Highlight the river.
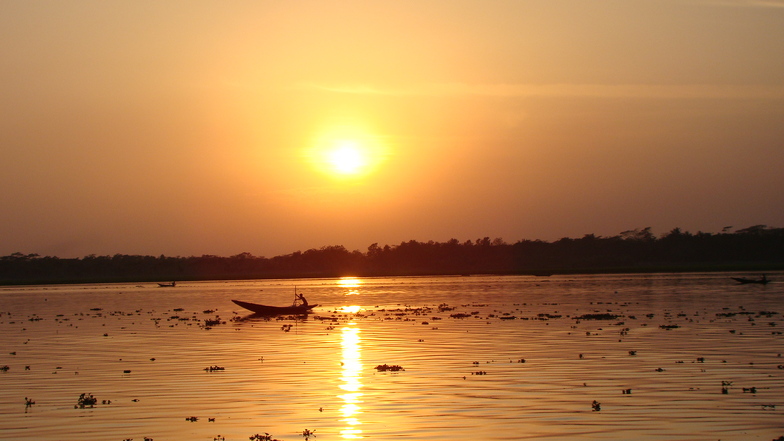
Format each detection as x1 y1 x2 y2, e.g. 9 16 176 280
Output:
1 272 782 440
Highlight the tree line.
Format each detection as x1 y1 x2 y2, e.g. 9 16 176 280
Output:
1 225 782 285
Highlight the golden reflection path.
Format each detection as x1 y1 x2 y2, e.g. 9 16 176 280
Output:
337 277 362 295
339 320 363 439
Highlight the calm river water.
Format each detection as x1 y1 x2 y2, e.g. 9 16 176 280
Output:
1 272 783 440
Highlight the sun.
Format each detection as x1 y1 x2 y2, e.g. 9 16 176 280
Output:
327 141 367 175
307 127 387 179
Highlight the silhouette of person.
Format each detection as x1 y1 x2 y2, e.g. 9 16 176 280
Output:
297 293 308 307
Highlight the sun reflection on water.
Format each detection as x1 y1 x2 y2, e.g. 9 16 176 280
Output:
339 305 362 314
339 324 363 439
337 277 362 295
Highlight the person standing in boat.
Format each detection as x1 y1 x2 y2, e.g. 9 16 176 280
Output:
296 293 308 307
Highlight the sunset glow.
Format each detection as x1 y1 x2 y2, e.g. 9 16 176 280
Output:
1 1 782 258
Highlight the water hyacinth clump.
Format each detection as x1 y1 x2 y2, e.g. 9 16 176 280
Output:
75 393 97 409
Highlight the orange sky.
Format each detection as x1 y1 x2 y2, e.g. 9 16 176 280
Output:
2 1 783 258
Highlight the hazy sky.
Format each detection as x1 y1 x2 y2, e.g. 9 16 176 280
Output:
2 0 783 258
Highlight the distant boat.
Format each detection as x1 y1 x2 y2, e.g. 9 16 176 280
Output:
232 299 316 315
731 276 770 285
157 282 176 287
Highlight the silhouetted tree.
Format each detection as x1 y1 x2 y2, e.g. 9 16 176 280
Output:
1 226 782 284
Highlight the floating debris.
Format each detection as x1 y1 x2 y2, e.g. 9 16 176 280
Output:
375 364 404 372
204 317 225 328
249 433 281 441
75 393 98 409
574 313 621 321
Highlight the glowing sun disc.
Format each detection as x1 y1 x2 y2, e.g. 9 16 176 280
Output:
328 142 366 175
307 127 388 179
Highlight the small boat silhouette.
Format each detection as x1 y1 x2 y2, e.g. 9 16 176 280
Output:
731 275 770 285
232 299 316 315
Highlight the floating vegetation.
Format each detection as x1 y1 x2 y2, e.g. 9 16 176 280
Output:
204 366 225 372
249 433 280 441
574 313 621 320
537 313 562 319
375 364 405 372
185 416 198 422
204 317 225 328
301 428 316 440
75 393 98 408
592 400 601 411
660 324 680 330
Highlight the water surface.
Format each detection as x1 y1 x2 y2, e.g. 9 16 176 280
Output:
1 273 782 440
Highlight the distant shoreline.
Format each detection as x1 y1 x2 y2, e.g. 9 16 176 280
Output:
1 263 780 287
3 226 782 286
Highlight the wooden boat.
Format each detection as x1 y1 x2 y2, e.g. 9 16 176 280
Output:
731 277 770 285
157 282 176 287
231 299 316 315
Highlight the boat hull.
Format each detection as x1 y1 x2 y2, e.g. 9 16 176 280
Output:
232 299 316 315
731 277 770 285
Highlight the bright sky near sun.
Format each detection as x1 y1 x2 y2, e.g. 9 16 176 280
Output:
1 0 783 258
